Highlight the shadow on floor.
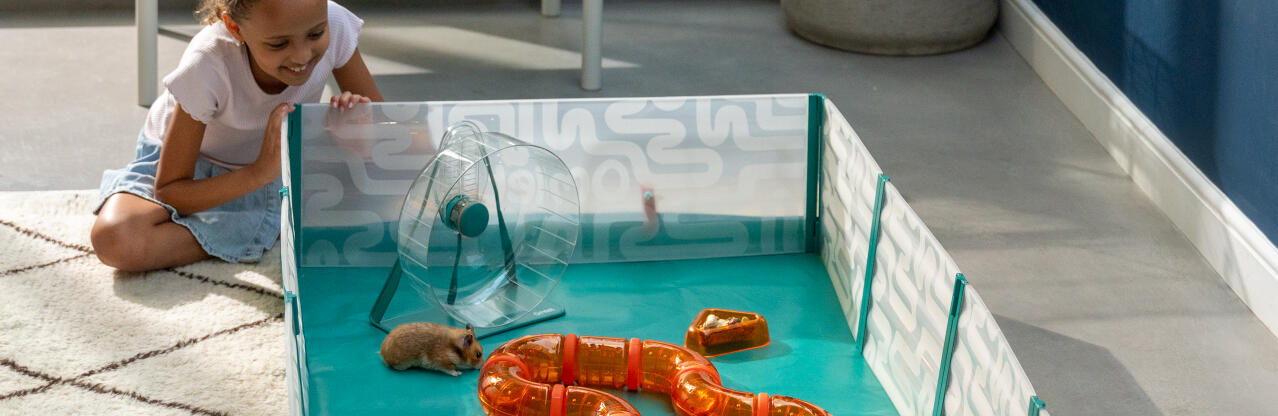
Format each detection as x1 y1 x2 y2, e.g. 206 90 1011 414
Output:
995 314 1162 415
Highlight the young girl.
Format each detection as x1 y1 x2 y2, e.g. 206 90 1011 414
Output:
92 0 383 272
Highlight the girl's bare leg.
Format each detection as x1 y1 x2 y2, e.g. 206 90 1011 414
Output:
91 193 211 272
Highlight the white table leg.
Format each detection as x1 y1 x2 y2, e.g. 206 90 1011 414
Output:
137 0 158 107
581 0 602 91
541 0 561 17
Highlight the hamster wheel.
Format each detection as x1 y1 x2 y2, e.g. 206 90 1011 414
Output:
370 121 580 336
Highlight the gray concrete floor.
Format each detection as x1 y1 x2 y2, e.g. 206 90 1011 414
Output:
3 1 1278 414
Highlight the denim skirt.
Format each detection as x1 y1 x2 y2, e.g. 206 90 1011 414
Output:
95 133 282 263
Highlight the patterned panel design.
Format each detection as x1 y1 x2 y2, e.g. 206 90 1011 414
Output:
820 97 949 414
818 100 882 339
944 289 1045 416
862 182 956 415
293 95 813 266
818 97 1044 416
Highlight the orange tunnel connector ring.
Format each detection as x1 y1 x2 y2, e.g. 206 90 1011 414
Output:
550 383 566 416
755 393 771 416
563 334 578 386
626 338 641 391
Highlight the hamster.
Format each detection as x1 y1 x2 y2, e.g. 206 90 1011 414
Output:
380 322 484 376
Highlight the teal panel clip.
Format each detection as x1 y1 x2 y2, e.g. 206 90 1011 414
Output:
284 288 307 415
932 273 969 416
1029 396 1046 416
855 173 889 351
804 93 826 253
285 290 300 336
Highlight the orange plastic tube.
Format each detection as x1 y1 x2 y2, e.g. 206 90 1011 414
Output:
477 334 832 416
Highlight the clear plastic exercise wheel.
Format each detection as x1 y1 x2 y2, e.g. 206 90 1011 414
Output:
395 121 581 329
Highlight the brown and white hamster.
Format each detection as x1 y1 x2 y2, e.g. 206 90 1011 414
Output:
379 322 483 376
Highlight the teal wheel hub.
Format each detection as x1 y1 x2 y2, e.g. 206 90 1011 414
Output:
444 194 489 238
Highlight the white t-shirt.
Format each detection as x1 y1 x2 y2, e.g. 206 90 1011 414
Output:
142 1 363 169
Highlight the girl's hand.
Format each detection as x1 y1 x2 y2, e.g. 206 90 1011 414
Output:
252 102 294 181
330 91 372 109
324 92 376 158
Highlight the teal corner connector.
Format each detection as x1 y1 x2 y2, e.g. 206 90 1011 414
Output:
855 174 890 351
1028 396 1046 416
286 104 303 264
932 273 969 416
805 93 826 253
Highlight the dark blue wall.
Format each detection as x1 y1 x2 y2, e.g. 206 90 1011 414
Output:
1032 0 1278 246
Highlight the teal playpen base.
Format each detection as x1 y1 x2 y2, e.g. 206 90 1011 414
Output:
296 253 896 415
282 94 1050 416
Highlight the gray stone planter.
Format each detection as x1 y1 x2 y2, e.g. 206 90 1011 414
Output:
782 0 998 56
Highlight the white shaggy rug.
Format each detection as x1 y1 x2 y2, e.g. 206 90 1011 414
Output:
0 190 286 415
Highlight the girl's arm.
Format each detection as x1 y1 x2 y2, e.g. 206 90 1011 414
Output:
332 48 384 103
154 103 290 216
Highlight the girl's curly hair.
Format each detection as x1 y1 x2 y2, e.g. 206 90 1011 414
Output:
194 0 262 25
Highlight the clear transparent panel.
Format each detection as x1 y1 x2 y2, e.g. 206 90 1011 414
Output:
293 95 812 266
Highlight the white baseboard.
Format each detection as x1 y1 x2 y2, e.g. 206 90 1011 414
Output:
999 0 1278 340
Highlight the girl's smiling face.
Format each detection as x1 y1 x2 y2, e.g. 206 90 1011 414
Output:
223 0 329 93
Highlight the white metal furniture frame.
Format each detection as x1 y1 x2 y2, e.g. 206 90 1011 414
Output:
136 0 603 107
